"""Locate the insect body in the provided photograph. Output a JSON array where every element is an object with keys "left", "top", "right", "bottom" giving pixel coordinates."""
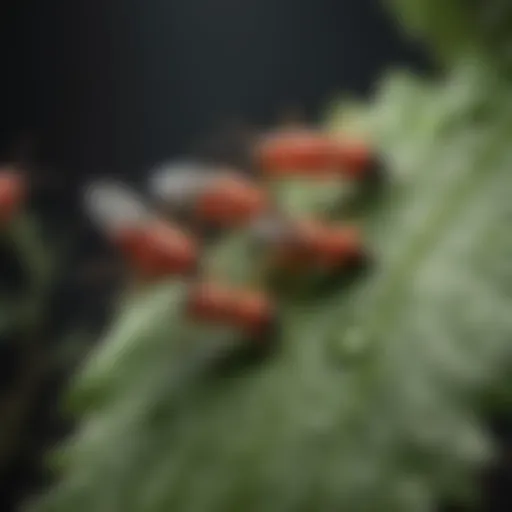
[
  {"left": 84, "top": 181, "right": 198, "bottom": 278},
  {"left": 187, "top": 282, "right": 274, "bottom": 336},
  {"left": 150, "top": 163, "right": 268, "bottom": 228},
  {"left": 0, "top": 169, "right": 25, "bottom": 225},
  {"left": 257, "top": 129, "right": 375, "bottom": 180},
  {"left": 252, "top": 216, "right": 364, "bottom": 272}
]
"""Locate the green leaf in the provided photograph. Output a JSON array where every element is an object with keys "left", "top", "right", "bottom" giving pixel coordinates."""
[
  {"left": 386, "top": 0, "right": 512, "bottom": 68},
  {"left": 65, "top": 280, "right": 189, "bottom": 413},
  {"left": 29, "top": 11, "right": 512, "bottom": 508},
  {"left": 30, "top": 65, "right": 512, "bottom": 512},
  {"left": 0, "top": 213, "right": 62, "bottom": 340}
]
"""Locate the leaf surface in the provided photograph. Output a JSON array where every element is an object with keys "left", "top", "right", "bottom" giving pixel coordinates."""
[{"left": 30, "top": 53, "right": 512, "bottom": 512}]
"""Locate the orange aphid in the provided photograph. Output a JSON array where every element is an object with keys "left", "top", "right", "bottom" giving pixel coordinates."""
[
  {"left": 295, "top": 220, "right": 363, "bottom": 267},
  {"left": 113, "top": 220, "right": 198, "bottom": 279},
  {"left": 336, "top": 138, "right": 374, "bottom": 178},
  {"left": 258, "top": 131, "right": 338, "bottom": 176},
  {"left": 0, "top": 170, "right": 25, "bottom": 224},
  {"left": 150, "top": 164, "right": 268, "bottom": 228},
  {"left": 261, "top": 218, "right": 364, "bottom": 271},
  {"left": 84, "top": 181, "right": 198, "bottom": 278},
  {"left": 257, "top": 130, "right": 374, "bottom": 179},
  {"left": 194, "top": 174, "right": 268, "bottom": 227},
  {"left": 187, "top": 283, "right": 273, "bottom": 335}
]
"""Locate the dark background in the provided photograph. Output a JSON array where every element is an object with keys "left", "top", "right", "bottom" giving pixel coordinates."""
[{"left": 1, "top": 0, "right": 427, "bottom": 179}]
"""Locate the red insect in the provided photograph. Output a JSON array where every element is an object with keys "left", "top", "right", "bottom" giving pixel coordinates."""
[
  {"left": 0, "top": 170, "right": 25, "bottom": 224},
  {"left": 150, "top": 166, "right": 268, "bottom": 228},
  {"left": 187, "top": 282, "right": 274, "bottom": 335},
  {"left": 113, "top": 220, "right": 198, "bottom": 279},
  {"left": 255, "top": 217, "right": 364, "bottom": 271},
  {"left": 194, "top": 173, "right": 268, "bottom": 227},
  {"left": 85, "top": 181, "right": 198, "bottom": 278},
  {"left": 257, "top": 129, "right": 374, "bottom": 179}
]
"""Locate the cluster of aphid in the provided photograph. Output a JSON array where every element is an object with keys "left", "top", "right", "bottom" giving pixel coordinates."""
[{"left": 0, "top": 128, "right": 378, "bottom": 348}]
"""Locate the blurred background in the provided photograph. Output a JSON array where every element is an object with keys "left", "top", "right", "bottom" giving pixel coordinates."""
[
  {"left": 0, "top": 0, "right": 437, "bottom": 510},
  {"left": 0, "top": 0, "right": 428, "bottom": 178}
]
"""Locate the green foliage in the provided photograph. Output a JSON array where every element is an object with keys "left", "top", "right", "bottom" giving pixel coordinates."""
[
  {"left": 30, "top": 60, "right": 512, "bottom": 511},
  {"left": 0, "top": 214, "right": 56, "bottom": 334},
  {"left": 0, "top": 212, "right": 62, "bottom": 473},
  {"left": 30, "top": 2, "right": 512, "bottom": 511},
  {"left": 387, "top": 0, "right": 512, "bottom": 68}
]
